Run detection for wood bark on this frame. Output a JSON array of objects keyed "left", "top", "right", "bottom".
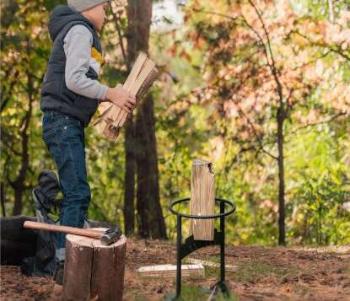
[
  {"left": 63, "top": 233, "right": 126, "bottom": 301},
  {"left": 9, "top": 66, "right": 33, "bottom": 215},
  {"left": 63, "top": 236, "right": 93, "bottom": 301},
  {"left": 1, "top": 182, "right": 6, "bottom": 217},
  {"left": 135, "top": 95, "right": 167, "bottom": 238},
  {"left": 123, "top": 119, "right": 136, "bottom": 235},
  {"left": 126, "top": 0, "right": 167, "bottom": 238},
  {"left": 90, "top": 238, "right": 126, "bottom": 301}
]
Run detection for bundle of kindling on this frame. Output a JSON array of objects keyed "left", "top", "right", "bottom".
[{"left": 94, "top": 52, "right": 159, "bottom": 140}]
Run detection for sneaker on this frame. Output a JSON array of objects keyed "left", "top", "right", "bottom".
[
  {"left": 53, "top": 260, "right": 65, "bottom": 285},
  {"left": 33, "top": 170, "right": 61, "bottom": 224},
  {"left": 83, "top": 218, "right": 92, "bottom": 228}
]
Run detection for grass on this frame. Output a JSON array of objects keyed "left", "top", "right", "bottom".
[
  {"left": 184, "top": 256, "right": 297, "bottom": 284},
  {"left": 234, "top": 260, "right": 299, "bottom": 283},
  {"left": 175, "top": 285, "right": 239, "bottom": 301},
  {"left": 205, "top": 266, "right": 236, "bottom": 279}
]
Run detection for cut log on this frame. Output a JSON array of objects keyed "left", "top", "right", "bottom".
[
  {"left": 63, "top": 232, "right": 127, "bottom": 301},
  {"left": 90, "top": 238, "right": 126, "bottom": 301},
  {"left": 63, "top": 236, "right": 93, "bottom": 301},
  {"left": 137, "top": 264, "right": 205, "bottom": 279},
  {"left": 190, "top": 159, "right": 215, "bottom": 241}
]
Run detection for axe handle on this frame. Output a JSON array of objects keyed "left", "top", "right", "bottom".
[{"left": 23, "top": 221, "right": 103, "bottom": 239}]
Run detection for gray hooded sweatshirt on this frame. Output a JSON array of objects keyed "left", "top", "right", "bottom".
[{"left": 41, "top": 5, "right": 108, "bottom": 126}]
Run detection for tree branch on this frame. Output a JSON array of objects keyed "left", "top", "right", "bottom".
[
  {"left": 110, "top": 2, "right": 129, "bottom": 70},
  {"left": 289, "top": 111, "right": 347, "bottom": 135},
  {"left": 247, "top": 0, "right": 284, "bottom": 105},
  {"left": 292, "top": 30, "right": 350, "bottom": 61}
]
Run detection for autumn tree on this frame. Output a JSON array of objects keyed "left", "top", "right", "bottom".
[
  {"left": 1, "top": 0, "right": 56, "bottom": 215},
  {"left": 167, "top": 0, "right": 349, "bottom": 244}
]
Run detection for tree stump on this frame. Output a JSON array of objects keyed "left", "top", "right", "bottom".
[{"left": 63, "top": 231, "right": 126, "bottom": 301}]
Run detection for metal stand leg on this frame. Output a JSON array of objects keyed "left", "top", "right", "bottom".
[
  {"left": 220, "top": 201, "right": 225, "bottom": 283},
  {"left": 218, "top": 201, "right": 230, "bottom": 297},
  {"left": 209, "top": 201, "right": 230, "bottom": 297},
  {"left": 176, "top": 215, "right": 182, "bottom": 299}
]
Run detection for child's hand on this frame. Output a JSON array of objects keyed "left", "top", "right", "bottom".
[{"left": 106, "top": 85, "right": 136, "bottom": 113}]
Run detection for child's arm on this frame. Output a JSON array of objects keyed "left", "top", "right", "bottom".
[
  {"left": 64, "top": 25, "right": 108, "bottom": 100},
  {"left": 64, "top": 25, "right": 136, "bottom": 112}
]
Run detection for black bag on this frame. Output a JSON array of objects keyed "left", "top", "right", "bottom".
[{"left": 21, "top": 170, "right": 61, "bottom": 276}]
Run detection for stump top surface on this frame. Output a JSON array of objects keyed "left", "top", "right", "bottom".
[{"left": 66, "top": 229, "right": 127, "bottom": 248}]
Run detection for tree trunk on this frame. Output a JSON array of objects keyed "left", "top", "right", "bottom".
[
  {"left": 277, "top": 108, "right": 286, "bottom": 246},
  {"left": 135, "top": 95, "right": 167, "bottom": 238},
  {"left": 126, "top": 0, "right": 167, "bottom": 238},
  {"left": 1, "top": 182, "right": 6, "bottom": 217},
  {"left": 11, "top": 94, "right": 31, "bottom": 215},
  {"left": 10, "top": 62, "right": 33, "bottom": 216},
  {"left": 110, "top": 3, "right": 136, "bottom": 236},
  {"left": 123, "top": 120, "right": 136, "bottom": 235},
  {"left": 12, "top": 187, "right": 25, "bottom": 216}
]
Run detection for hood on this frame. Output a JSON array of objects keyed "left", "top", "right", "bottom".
[{"left": 48, "top": 5, "right": 95, "bottom": 41}]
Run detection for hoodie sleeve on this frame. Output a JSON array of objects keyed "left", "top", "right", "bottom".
[{"left": 63, "top": 25, "right": 108, "bottom": 100}]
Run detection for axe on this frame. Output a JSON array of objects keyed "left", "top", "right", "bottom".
[{"left": 23, "top": 221, "right": 121, "bottom": 245}]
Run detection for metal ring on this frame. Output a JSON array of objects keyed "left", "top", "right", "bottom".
[{"left": 169, "top": 198, "right": 236, "bottom": 219}]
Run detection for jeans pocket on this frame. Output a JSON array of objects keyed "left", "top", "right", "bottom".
[
  {"left": 61, "top": 121, "right": 84, "bottom": 142},
  {"left": 43, "top": 113, "right": 83, "bottom": 145},
  {"left": 43, "top": 113, "right": 63, "bottom": 132},
  {"left": 43, "top": 126, "right": 63, "bottom": 144},
  {"left": 43, "top": 117, "right": 64, "bottom": 143}
]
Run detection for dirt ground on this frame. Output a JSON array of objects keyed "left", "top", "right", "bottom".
[{"left": 1, "top": 239, "right": 349, "bottom": 301}]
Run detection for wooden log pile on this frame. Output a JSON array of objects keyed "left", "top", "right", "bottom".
[{"left": 94, "top": 52, "right": 158, "bottom": 140}]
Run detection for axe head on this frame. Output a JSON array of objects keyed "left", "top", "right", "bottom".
[{"left": 100, "top": 226, "right": 122, "bottom": 245}]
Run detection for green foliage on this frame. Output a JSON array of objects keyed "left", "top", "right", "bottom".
[
  {"left": 291, "top": 0, "right": 350, "bottom": 21},
  {"left": 286, "top": 127, "right": 350, "bottom": 245}
]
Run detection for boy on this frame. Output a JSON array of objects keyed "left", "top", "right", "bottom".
[{"left": 40, "top": 0, "right": 135, "bottom": 284}]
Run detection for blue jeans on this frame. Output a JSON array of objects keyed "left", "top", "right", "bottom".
[{"left": 42, "top": 111, "right": 90, "bottom": 255}]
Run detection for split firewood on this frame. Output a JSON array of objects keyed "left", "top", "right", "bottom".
[
  {"left": 185, "top": 258, "right": 238, "bottom": 272},
  {"left": 94, "top": 52, "right": 159, "bottom": 140},
  {"left": 190, "top": 159, "right": 215, "bottom": 241},
  {"left": 137, "top": 264, "right": 205, "bottom": 279}
]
